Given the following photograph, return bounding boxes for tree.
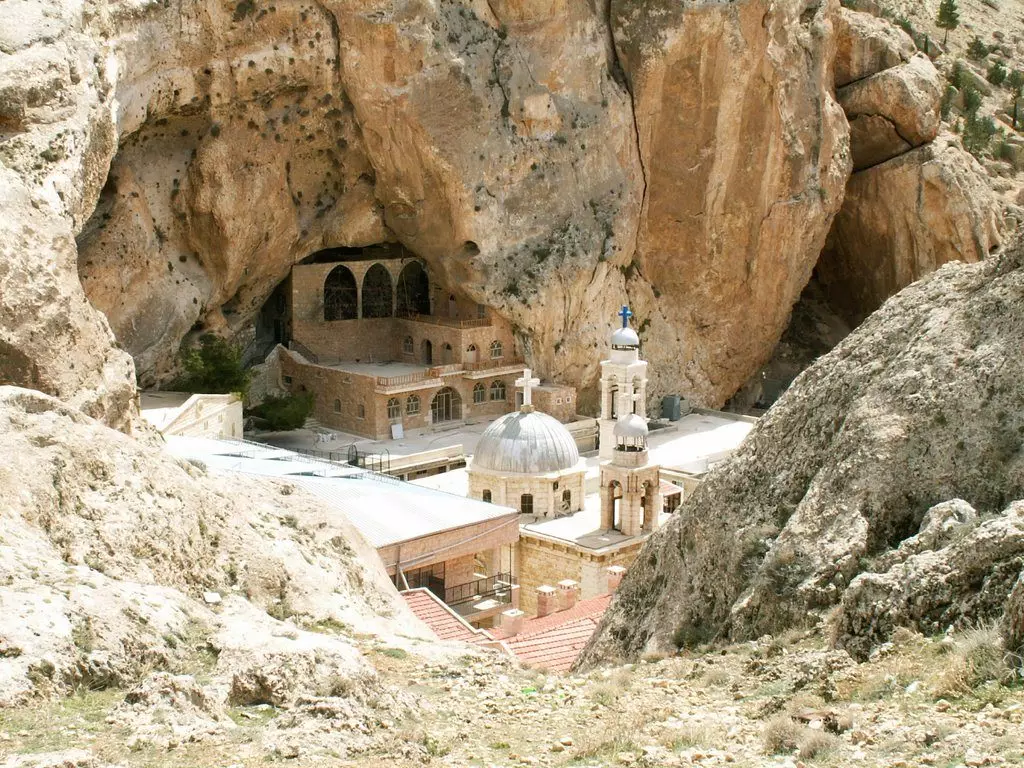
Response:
[936,0,960,45]
[967,36,989,60]
[987,61,1008,86]
[1008,70,1024,130]
[174,333,251,396]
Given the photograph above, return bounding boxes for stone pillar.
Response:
[557,579,579,611]
[536,585,557,618]
[607,565,626,593]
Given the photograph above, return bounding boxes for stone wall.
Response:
[468,469,586,518]
[516,534,643,615]
[533,385,577,423]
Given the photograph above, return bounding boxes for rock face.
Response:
[4,0,855,417]
[0,0,136,429]
[818,10,1003,326]
[0,384,422,706]
[1004,572,1024,657]
[837,54,942,170]
[818,133,1003,324]
[608,0,850,404]
[578,240,1024,667]
[834,500,1024,659]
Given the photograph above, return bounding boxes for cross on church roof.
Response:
[619,305,633,328]
[515,368,541,410]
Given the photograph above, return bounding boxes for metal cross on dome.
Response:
[515,368,541,408]
[619,305,633,328]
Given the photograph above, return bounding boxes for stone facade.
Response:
[468,465,586,518]
[600,451,662,537]
[516,533,645,615]
[279,349,521,439]
[531,384,578,424]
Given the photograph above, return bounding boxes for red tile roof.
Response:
[400,589,495,646]
[491,594,611,672]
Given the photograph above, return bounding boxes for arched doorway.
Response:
[431,387,462,423]
[466,344,478,364]
[421,339,433,365]
[561,489,572,513]
[362,263,393,318]
[396,261,430,315]
[323,265,358,320]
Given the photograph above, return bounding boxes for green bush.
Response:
[173,334,250,396]
[967,36,989,60]
[987,61,1008,86]
[248,393,314,431]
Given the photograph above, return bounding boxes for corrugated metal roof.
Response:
[165,436,517,548]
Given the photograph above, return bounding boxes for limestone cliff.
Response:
[578,237,1024,666]
[0,0,1011,425]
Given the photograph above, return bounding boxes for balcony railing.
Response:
[400,313,492,329]
[463,357,525,372]
[444,572,516,607]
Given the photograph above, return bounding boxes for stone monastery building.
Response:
[273,244,575,438]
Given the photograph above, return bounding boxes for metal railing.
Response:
[400,313,492,329]
[444,572,516,607]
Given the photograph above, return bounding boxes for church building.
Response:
[466,307,669,615]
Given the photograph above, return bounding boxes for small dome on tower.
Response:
[611,326,640,348]
[614,413,649,439]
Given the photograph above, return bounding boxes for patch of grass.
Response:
[227,704,278,727]
[377,647,408,660]
[573,712,646,760]
[489,741,510,750]
[0,688,123,754]
[933,623,1013,697]
[303,617,350,635]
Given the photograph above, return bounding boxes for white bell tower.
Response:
[598,306,648,460]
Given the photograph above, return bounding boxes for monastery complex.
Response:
[156,253,755,663]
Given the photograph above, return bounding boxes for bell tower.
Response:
[599,412,661,537]
[598,306,648,460]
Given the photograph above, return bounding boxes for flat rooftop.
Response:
[164,437,517,549]
[521,494,672,551]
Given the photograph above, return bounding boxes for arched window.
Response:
[406,395,420,415]
[489,381,506,401]
[362,263,393,318]
[333,398,341,413]
[489,340,503,359]
[473,383,486,404]
[482,489,492,503]
[323,265,358,321]
[562,489,572,510]
[521,494,534,515]
[402,336,414,355]
[396,261,430,315]
[357,403,365,419]
[387,398,401,420]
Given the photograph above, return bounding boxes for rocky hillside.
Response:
[579,236,1024,667]
[1,0,1011,424]
[0,385,434,715]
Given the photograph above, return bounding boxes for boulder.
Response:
[837,54,943,169]
[817,133,1002,325]
[833,7,916,87]
[578,240,1024,667]
[833,502,1024,659]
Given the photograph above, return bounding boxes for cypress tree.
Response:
[937,0,960,45]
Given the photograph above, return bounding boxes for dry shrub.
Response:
[933,623,1012,696]
[797,729,840,760]
[575,711,646,759]
[762,715,801,754]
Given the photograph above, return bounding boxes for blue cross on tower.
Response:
[618,305,633,329]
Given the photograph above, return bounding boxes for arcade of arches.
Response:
[276,244,535,439]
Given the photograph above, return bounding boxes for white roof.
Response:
[165,437,516,548]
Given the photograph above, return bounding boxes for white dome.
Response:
[611,326,639,348]
[614,413,649,439]
[472,410,581,474]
